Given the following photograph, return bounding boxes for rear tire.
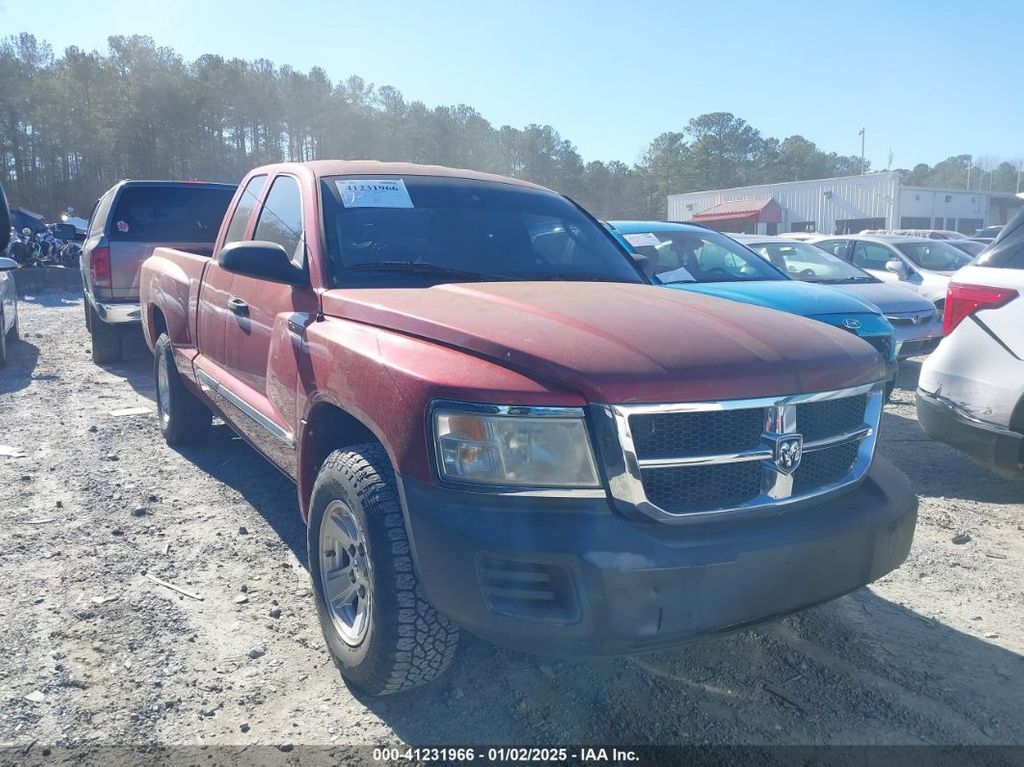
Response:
[88,302,123,363]
[154,333,211,445]
[308,444,459,696]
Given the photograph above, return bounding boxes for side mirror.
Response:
[630,252,658,280]
[885,259,908,278]
[217,240,307,286]
[0,183,9,252]
[0,256,18,271]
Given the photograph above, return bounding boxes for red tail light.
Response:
[89,246,111,288]
[943,282,1018,335]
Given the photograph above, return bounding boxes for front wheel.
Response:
[308,444,459,695]
[154,333,211,445]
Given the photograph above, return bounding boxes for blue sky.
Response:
[2,0,1020,170]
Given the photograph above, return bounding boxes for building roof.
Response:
[692,197,782,223]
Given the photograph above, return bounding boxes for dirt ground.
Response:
[1,295,1022,752]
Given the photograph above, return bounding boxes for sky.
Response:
[2,0,1021,171]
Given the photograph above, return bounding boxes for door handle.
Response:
[228,296,249,317]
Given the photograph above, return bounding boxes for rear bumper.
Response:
[916,389,1022,477]
[397,457,917,656]
[88,294,141,325]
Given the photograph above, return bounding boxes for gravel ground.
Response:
[0,295,1022,752]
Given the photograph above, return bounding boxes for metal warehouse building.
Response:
[667,172,1022,236]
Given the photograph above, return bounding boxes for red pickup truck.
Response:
[140,161,916,696]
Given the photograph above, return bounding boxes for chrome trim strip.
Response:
[196,368,295,448]
[430,399,588,419]
[609,383,877,416]
[602,383,884,524]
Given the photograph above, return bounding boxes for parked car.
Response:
[730,235,943,359]
[974,225,1004,241]
[947,239,988,258]
[812,235,971,312]
[775,231,822,242]
[81,180,236,363]
[140,161,916,695]
[860,228,967,240]
[0,183,16,367]
[917,208,1024,477]
[0,256,17,367]
[607,221,897,382]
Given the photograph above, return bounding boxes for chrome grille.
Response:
[605,383,883,522]
[629,409,763,459]
[796,395,868,442]
[642,462,763,515]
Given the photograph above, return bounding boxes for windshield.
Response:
[320,176,642,286]
[746,241,876,283]
[894,241,972,271]
[622,229,786,283]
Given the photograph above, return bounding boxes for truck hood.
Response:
[320,282,886,404]
[661,280,883,319]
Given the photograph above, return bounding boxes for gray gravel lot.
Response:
[0,296,1021,750]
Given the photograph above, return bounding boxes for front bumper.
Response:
[397,457,917,656]
[916,389,1023,477]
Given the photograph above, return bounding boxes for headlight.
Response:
[432,404,600,489]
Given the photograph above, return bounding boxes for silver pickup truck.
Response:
[81,180,236,362]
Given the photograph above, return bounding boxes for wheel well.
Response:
[150,306,167,344]
[298,403,380,518]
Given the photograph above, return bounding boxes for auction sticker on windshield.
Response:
[336,179,414,208]
[622,232,661,248]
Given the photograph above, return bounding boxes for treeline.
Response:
[1,33,1010,224]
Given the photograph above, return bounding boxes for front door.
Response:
[215,174,318,473]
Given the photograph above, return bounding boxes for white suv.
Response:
[813,235,972,311]
[916,211,1024,477]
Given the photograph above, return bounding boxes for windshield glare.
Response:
[320,176,642,286]
[895,241,972,271]
[748,241,875,283]
[628,230,786,283]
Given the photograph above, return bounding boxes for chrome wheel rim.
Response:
[318,500,372,646]
[156,351,171,429]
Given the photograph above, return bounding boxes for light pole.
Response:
[966,155,972,191]
[859,128,865,174]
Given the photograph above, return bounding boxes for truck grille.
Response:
[609,384,883,521]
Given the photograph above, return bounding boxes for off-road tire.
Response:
[88,302,123,363]
[154,333,211,445]
[308,444,459,695]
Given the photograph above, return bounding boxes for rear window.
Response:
[109,186,235,243]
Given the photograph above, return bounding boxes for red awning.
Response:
[693,197,782,224]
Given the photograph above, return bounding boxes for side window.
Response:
[253,175,303,261]
[88,191,114,238]
[816,239,849,259]
[223,175,267,245]
[851,242,895,270]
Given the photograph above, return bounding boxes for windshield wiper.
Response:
[534,272,633,283]
[343,261,516,282]
[817,276,876,284]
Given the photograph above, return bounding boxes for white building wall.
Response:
[667,173,899,235]
[897,187,990,230]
